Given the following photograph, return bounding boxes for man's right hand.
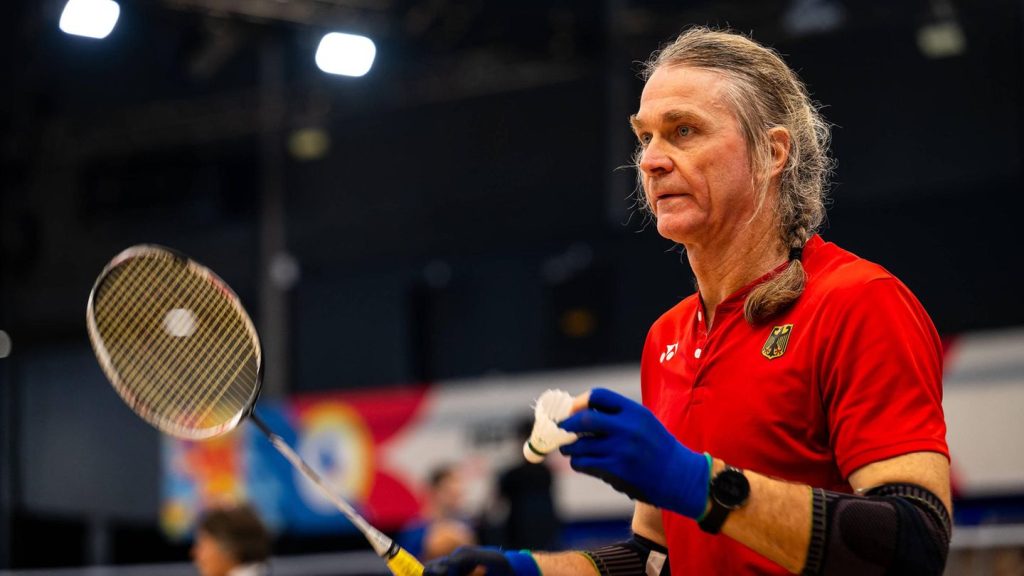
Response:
[422,547,539,576]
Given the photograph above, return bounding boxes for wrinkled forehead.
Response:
[643,63,733,100]
[634,65,742,132]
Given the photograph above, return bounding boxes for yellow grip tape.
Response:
[386,546,424,576]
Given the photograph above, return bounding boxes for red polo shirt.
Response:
[640,235,948,574]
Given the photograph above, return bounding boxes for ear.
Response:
[767,127,791,178]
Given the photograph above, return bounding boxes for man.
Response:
[424,26,950,575]
[191,503,271,576]
[491,418,560,550]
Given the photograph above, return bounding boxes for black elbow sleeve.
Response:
[803,483,951,576]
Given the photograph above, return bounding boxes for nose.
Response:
[638,139,673,175]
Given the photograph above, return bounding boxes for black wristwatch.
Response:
[698,464,750,534]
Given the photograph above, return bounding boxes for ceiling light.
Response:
[59,0,120,40]
[315,32,376,77]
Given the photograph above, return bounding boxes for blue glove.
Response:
[422,546,540,576]
[558,387,712,519]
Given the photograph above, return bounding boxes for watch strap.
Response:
[698,465,746,534]
[697,497,731,534]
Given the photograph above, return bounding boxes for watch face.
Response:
[714,469,750,509]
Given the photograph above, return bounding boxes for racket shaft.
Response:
[251,419,424,574]
[262,430,388,549]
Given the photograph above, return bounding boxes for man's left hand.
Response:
[422,547,540,576]
[559,388,711,519]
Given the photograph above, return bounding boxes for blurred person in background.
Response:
[191,503,271,576]
[398,463,478,561]
[490,417,560,550]
[425,26,950,576]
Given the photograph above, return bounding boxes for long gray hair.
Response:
[638,27,833,323]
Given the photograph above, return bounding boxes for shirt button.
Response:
[694,348,702,358]
[697,311,703,322]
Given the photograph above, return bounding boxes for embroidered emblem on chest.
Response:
[762,324,793,360]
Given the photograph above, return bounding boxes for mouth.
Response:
[654,192,689,202]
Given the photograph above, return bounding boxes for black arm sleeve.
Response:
[802,483,951,576]
[581,533,670,576]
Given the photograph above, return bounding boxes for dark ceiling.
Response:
[1,0,1022,390]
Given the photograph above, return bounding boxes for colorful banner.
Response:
[161,386,431,538]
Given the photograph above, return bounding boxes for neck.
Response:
[685,222,787,327]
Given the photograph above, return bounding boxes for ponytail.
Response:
[744,255,805,323]
[743,230,808,324]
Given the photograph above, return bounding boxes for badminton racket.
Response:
[85,244,423,576]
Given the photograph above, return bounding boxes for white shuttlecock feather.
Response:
[523,389,579,463]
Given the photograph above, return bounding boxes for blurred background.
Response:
[1,0,1022,574]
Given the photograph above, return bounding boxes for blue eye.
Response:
[638,133,652,145]
[677,126,692,137]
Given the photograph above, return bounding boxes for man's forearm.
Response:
[529,466,813,576]
[711,452,952,575]
[711,458,812,573]
[532,551,600,576]
[530,475,810,576]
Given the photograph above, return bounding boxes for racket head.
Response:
[86,245,263,440]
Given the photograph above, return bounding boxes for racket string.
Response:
[97,258,200,424]
[181,330,252,425]
[152,269,238,421]
[93,253,259,436]
[172,272,257,425]
[96,256,187,408]
[114,262,206,415]
[94,257,170,350]
[151,267,253,428]
[107,258,224,424]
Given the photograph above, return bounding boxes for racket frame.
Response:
[87,244,422,574]
[86,244,264,441]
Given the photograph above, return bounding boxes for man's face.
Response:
[191,530,238,576]
[631,65,758,247]
[433,472,466,518]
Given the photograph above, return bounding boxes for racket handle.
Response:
[385,543,425,576]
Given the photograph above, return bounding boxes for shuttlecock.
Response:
[523,389,579,463]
